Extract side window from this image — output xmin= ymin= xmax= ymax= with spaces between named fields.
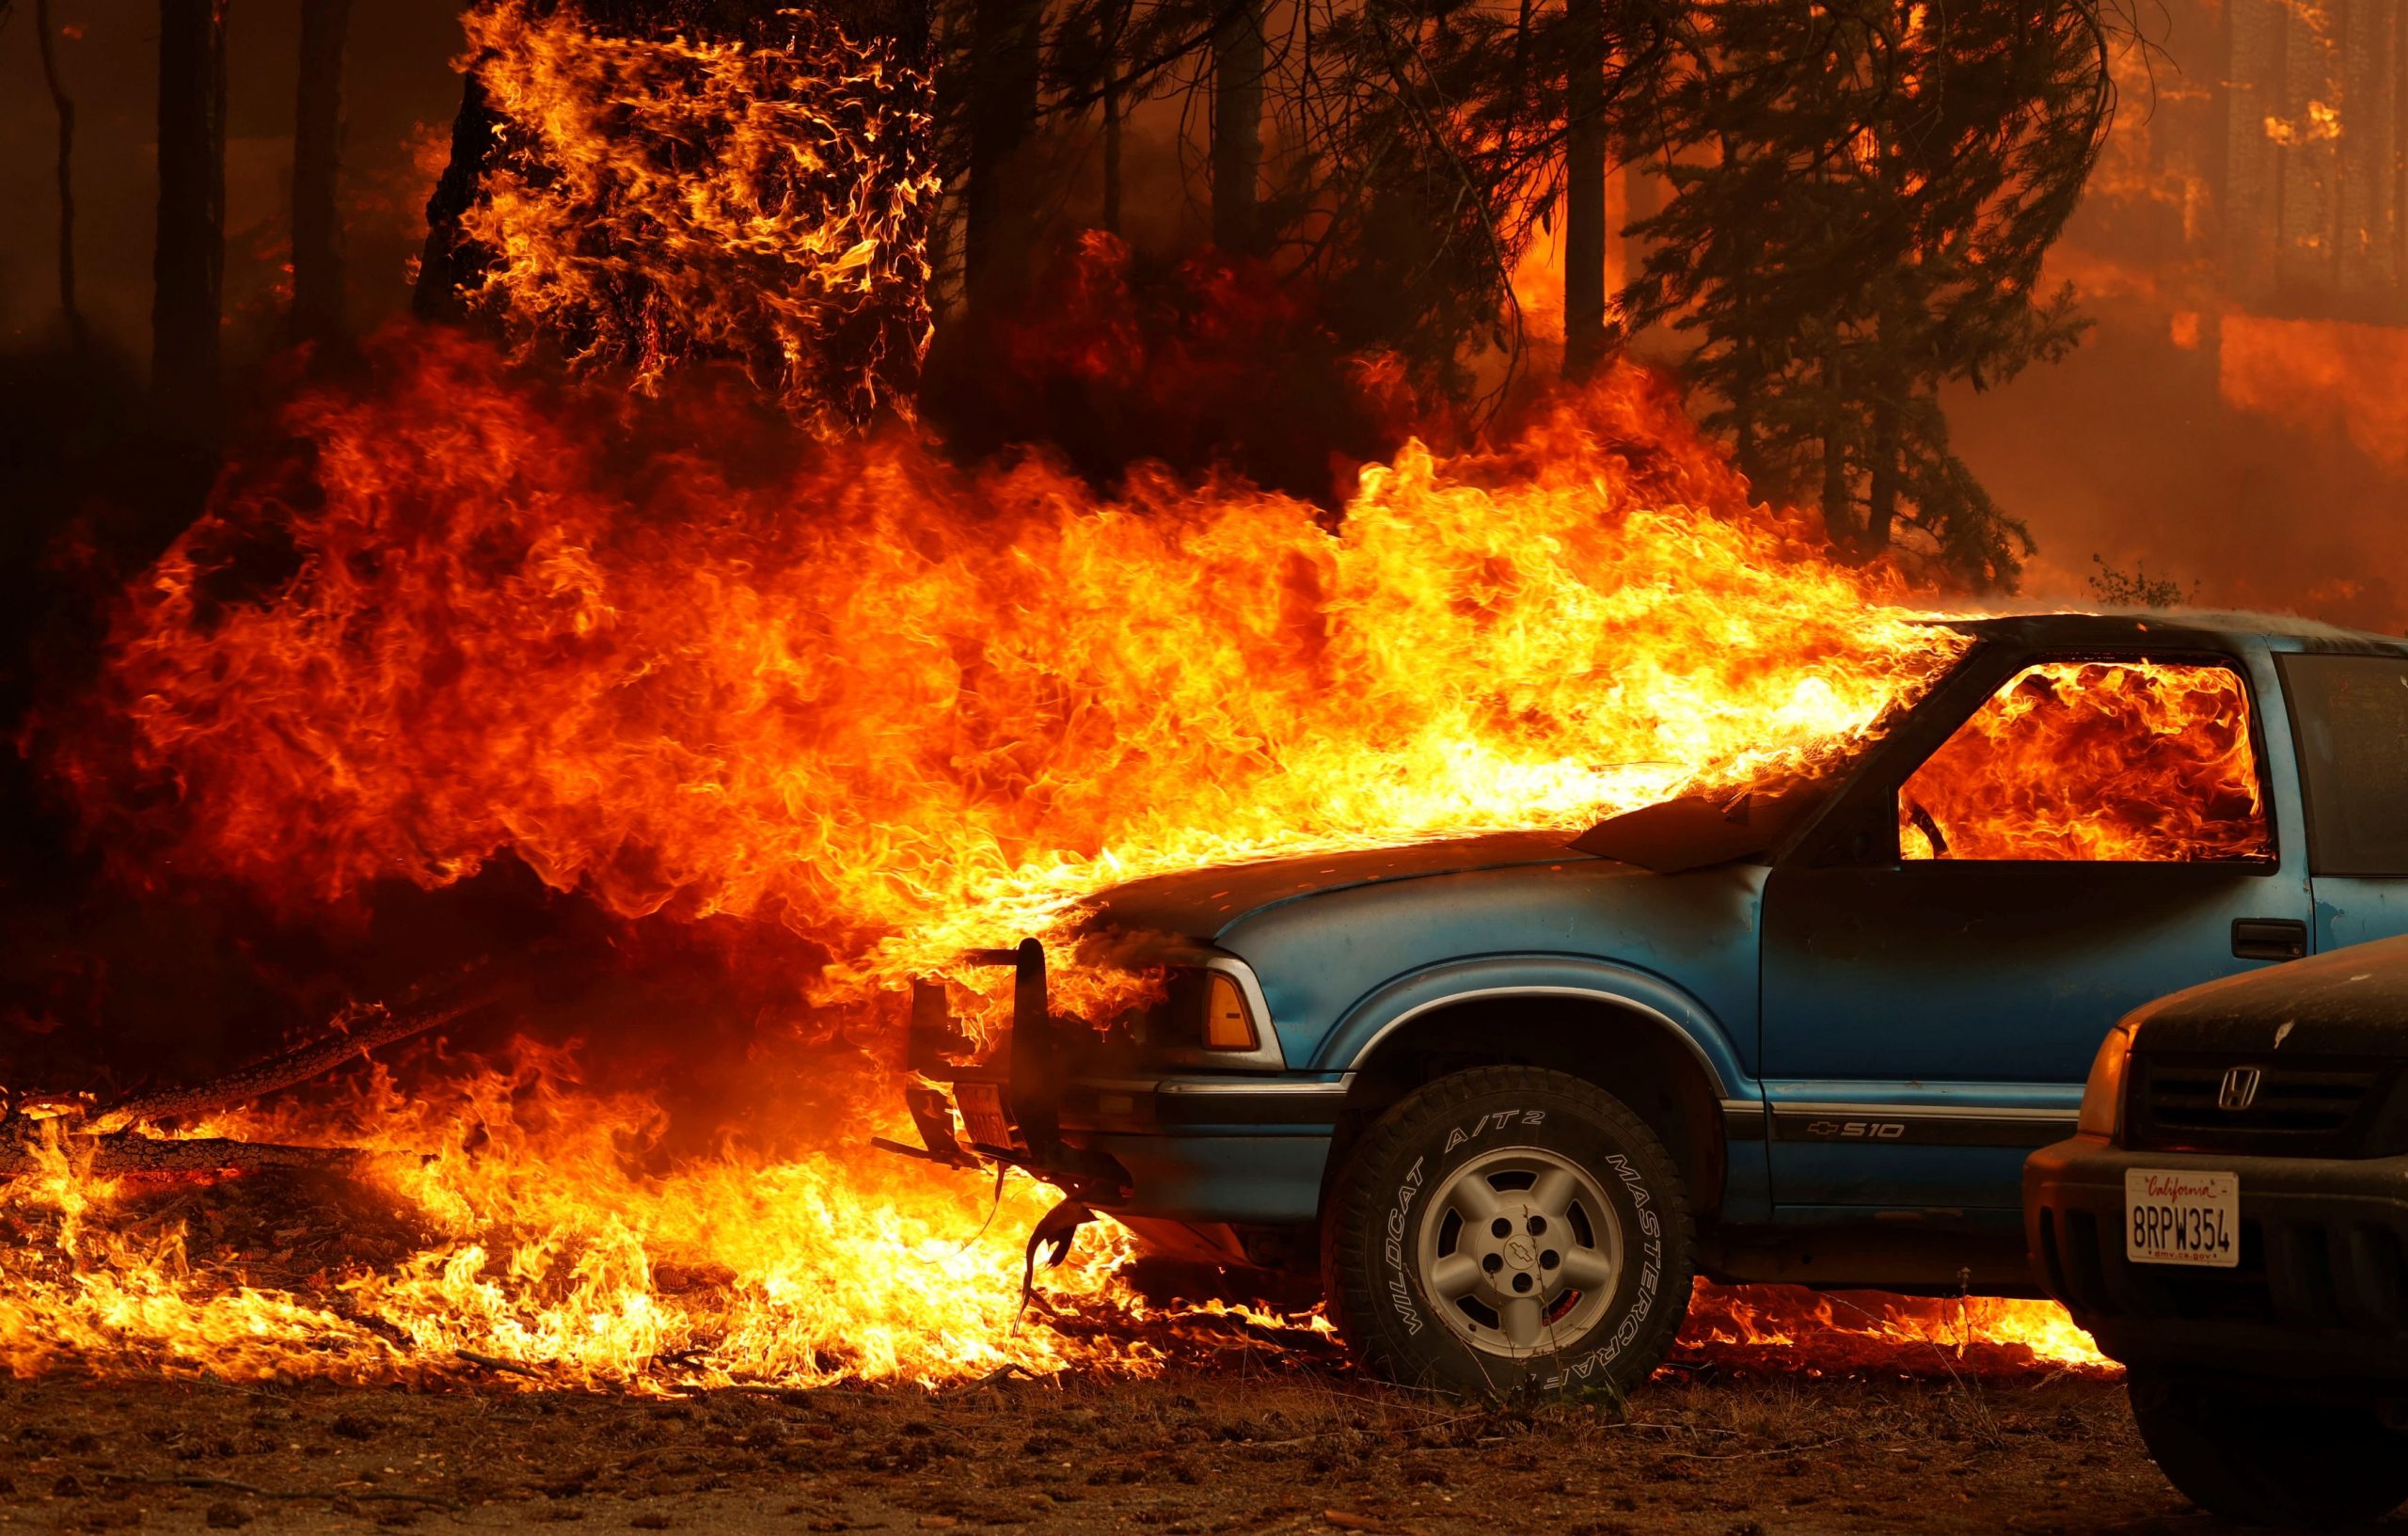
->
xmin=2278 ymin=654 xmax=2408 ymax=877
xmin=1898 ymin=660 xmax=2272 ymax=863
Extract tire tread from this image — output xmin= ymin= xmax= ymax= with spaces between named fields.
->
xmin=1321 ymin=1066 xmax=1697 ymax=1394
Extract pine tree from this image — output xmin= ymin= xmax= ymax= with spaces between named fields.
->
xmin=1620 ymin=1 xmax=2115 ymax=589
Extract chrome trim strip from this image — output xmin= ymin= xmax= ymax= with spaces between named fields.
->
xmin=1069 ymin=1076 xmax=1350 ymax=1098
xmin=1774 ymin=1101 xmax=2076 ymax=1121
xmin=1343 ymin=985 xmax=1730 ymax=1097
xmin=1156 ymin=1078 xmax=1350 ymax=1098
xmin=1720 ymin=1097 xmax=1768 ymax=1142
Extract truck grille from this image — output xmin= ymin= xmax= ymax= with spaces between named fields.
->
xmin=2125 ymin=1054 xmax=2402 ymax=1157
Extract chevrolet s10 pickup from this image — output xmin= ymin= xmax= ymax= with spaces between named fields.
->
xmin=897 ymin=611 xmax=2408 ymax=1394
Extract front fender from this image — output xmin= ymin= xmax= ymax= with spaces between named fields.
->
xmin=1308 ymin=954 xmax=1752 ymax=1098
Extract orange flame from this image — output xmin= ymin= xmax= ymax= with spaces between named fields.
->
xmin=1900 ymin=661 xmax=2269 ymax=863
xmin=457 ymin=0 xmax=936 ymax=435
xmin=1680 ymin=1281 xmax=2111 ymax=1377
xmin=59 ymin=330 xmax=1968 ymax=1018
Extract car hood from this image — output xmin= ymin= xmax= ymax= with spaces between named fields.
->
xmin=2131 ymin=936 xmax=2408 ymax=1057
xmin=1072 ymin=830 xmax=1608 ymax=947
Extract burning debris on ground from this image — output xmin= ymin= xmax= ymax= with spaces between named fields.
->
xmin=2 ymin=0 xmax=2404 ymax=1528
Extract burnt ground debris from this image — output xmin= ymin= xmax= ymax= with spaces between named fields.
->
xmin=0 ymin=1368 xmax=2226 ymax=1534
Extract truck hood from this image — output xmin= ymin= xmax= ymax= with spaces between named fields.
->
xmin=2131 ymin=935 xmax=2408 ymax=1057
xmin=1072 ymin=830 xmax=1606 ymax=946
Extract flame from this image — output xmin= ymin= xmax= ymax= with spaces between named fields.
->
xmin=1900 ymin=661 xmax=2270 ymax=863
xmin=2263 ymin=99 xmax=2342 ymax=147
xmin=56 ymin=328 xmax=1968 ymax=1019
xmin=1680 ymin=1281 xmax=2110 ymax=1376
xmin=456 ymin=0 xmax=936 ymax=435
xmin=0 ymin=1060 xmax=1179 ymax=1387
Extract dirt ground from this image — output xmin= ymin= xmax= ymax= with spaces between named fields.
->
xmin=0 ymin=1362 xmax=2297 ymax=1535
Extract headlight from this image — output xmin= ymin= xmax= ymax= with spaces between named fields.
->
xmin=2076 ymin=1021 xmax=2136 ymax=1140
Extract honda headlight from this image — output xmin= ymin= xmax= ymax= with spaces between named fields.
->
xmin=2076 ymin=1021 xmax=2136 ymax=1141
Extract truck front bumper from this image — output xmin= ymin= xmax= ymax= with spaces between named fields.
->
xmin=896 ymin=942 xmax=1344 ymax=1227
xmin=2026 ymin=1136 xmax=2408 ymax=1383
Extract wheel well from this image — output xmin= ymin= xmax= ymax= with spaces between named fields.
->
xmin=1331 ymin=995 xmax=1728 ymax=1217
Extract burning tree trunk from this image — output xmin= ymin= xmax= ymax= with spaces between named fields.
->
xmin=289 ymin=0 xmax=352 ymax=345
xmin=1211 ymin=0 xmax=1265 ymax=257
xmin=1560 ymin=0 xmax=1607 ymax=379
xmin=151 ymin=0 xmax=228 ymax=443
xmin=965 ymin=0 xmax=1044 ymax=321
xmin=34 ymin=0 xmax=83 ymax=347
xmin=413 ymin=70 xmax=500 ymax=323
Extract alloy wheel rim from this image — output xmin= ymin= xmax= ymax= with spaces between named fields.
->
xmin=1415 ymin=1145 xmax=1623 ymax=1356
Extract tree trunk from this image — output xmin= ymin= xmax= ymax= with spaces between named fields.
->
xmin=290 ymin=0 xmax=352 ymax=345
xmin=1818 ymin=345 xmax=1856 ymax=546
xmin=1102 ymin=74 xmax=1123 ymax=235
xmin=152 ymin=0 xmax=228 ymax=443
xmin=1862 ymin=391 xmax=1899 ymax=556
xmin=964 ymin=0 xmax=1044 ymax=322
xmin=413 ymin=67 xmax=502 ymax=322
xmin=1731 ymin=375 xmax=1763 ymax=493
xmin=1561 ymin=0 xmax=1607 ymax=378
xmin=35 ymin=0 xmax=83 ymax=347
xmin=1211 ymin=0 xmax=1265 ymax=257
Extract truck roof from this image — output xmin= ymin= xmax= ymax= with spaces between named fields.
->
xmin=1939 ymin=608 xmax=2408 ymax=656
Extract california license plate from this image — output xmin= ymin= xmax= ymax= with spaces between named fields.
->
xmin=2125 ymin=1168 xmax=2239 ymax=1268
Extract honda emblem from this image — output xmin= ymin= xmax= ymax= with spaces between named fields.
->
xmin=2218 ymin=1066 xmax=2263 ymax=1112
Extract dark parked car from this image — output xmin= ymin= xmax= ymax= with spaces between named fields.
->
xmin=2028 ymin=935 xmax=2408 ymax=1527
xmin=896 ymin=611 xmax=2408 ymax=1395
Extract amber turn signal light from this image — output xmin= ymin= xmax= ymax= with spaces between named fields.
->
xmin=1204 ymin=974 xmax=1259 ymax=1051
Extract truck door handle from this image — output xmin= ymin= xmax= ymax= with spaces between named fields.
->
xmin=2232 ymin=918 xmax=2307 ymax=961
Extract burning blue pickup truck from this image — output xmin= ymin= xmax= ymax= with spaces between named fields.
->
xmin=898 ymin=610 xmax=2408 ymax=1394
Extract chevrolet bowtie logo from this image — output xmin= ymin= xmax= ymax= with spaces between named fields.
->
xmin=2218 ymin=1066 xmax=2263 ymax=1112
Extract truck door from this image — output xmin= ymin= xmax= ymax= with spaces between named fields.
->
xmin=1757 ymin=642 xmax=2314 ymax=1214
xmin=2276 ymin=650 xmax=2408 ymax=952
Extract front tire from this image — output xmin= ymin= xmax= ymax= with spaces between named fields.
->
xmin=2128 ymin=1369 xmax=2408 ymax=1527
xmin=1322 ymin=1066 xmax=1694 ymax=1397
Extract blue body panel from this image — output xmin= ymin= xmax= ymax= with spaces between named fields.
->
xmin=1087 ymin=1133 xmax=1333 ymax=1224
xmin=1054 ymin=616 xmax=2408 ymax=1258
xmin=1215 ymin=860 xmax=1766 ymax=1085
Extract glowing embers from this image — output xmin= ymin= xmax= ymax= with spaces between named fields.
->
xmin=1898 ymin=661 xmax=2272 ymax=863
